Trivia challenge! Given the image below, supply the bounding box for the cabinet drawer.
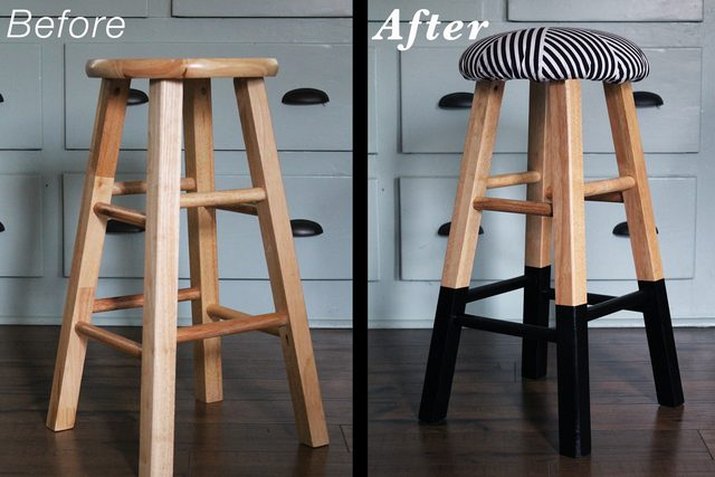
[63,174,352,280]
[368,178,379,281]
[508,0,703,22]
[399,177,525,281]
[0,0,147,16]
[0,175,43,277]
[368,1,504,21]
[65,43,351,151]
[368,47,378,154]
[172,0,350,17]
[0,44,42,150]
[586,177,696,280]
[400,46,701,154]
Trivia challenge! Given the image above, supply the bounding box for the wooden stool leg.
[47,79,130,431]
[419,80,505,423]
[522,81,552,380]
[550,80,591,458]
[604,82,684,407]
[184,79,223,404]
[234,77,329,447]
[139,79,183,476]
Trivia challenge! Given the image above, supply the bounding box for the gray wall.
[368,0,714,328]
[0,0,352,327]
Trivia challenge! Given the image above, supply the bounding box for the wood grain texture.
[87,57,279,79]
[93,202,147,228]
[549,81,587,307]
[525,81,552,268]
[545,176,636,200]
[75,323,143,359]
[113,177,196,195]
[139,79,183,477]
[183,78,223,405]
[486,171,541,189]
[92,287,200,313]
[235,77,329,447]
[180,187,266,208]
[441,80,504,289]
[177,311,287,343]
[473,197,552,216]
[47,78,130,432]
[604,82,664,281]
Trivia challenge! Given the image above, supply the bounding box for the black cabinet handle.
[127,88,149,106]
[0,221,5,232]
[612,221,658,237]
[633,91,663,108]
[290,219,323,237]
[437,222,483,236]
[438,92,473,109]
[281,88,329,105]
[106,219,145,234]
[0,94,4,103]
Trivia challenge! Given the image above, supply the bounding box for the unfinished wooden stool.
[46,58,329,475]
[419,28,684,457]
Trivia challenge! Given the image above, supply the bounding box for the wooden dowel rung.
[113,177,196,195]
[75,322,142,358]
[94,202,146,228]
[586,191,624,203]
[216,203,258,216]
[207,305,280,335]
[473,197,552,216]
[486,171,541,189]
[178,306,287,343]
[93,287,201,313]
[546,176,635,200]
[180,188,266,209]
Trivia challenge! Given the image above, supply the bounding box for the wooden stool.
[46,58,329,475]
[419,28,684,457]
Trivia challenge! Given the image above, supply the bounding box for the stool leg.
[604,82,684,407]
[522,81,552,380]
[184,79,223,404]
[419,81,505,423]
[234,77,329,447]
[549,80,591,457]
[139,79,183,476]
[47,79,130,431]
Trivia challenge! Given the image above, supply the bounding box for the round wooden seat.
[86,57,279,79]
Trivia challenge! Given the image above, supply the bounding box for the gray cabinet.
[65,42,351,151]
[172,0,351,17]
[368,178,379,281]
[0,0,148,17]
[63,174,351,280]
[400,44,701,154]
[0,175,43,277]
[508,0,703,22]
[0,44,42,150]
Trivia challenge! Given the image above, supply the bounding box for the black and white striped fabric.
[459,27,649,84]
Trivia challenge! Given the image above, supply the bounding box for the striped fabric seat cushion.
[459,27,649,84]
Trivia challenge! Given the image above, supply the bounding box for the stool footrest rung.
[75,322,142,358]
[486,171,541,189]
[545,288,647,319]
[180,187,266,209]
[215,203,258,216]
[473,197,552,216]
[456,313,557,342]
[179,305,287,342]
[93,287,201,313]
[467,275,528,303]
[546,176,635,201]
[113,178,196,196]
[94,202,146,228]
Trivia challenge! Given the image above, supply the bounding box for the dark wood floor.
[369,328,715,476]
[0,326,351,476]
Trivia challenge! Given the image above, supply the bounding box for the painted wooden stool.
[419,28,684,457]
[46,58,329,475]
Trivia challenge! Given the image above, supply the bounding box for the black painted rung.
[467,275,528,303]
[546,288,635,306]
[456,313,557,342]
[587,289,647,321]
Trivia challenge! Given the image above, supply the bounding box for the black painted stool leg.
[522,266,552,379]
[556,304,591,458]
[640,279,684,407]
[419,286,467,423]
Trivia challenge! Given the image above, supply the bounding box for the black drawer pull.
[437,222,483,236]
[127,88,149,106]
[438,92,473,109]
[633,91,663,108]
[612,221,658,237]
[0,94,4,103]
[290,219,323,237]
[0,221,5,232]
[282,88,329,105]
[106,219,145,234]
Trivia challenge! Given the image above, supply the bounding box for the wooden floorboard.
[0,326,351,476]
[369,328,715,476]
